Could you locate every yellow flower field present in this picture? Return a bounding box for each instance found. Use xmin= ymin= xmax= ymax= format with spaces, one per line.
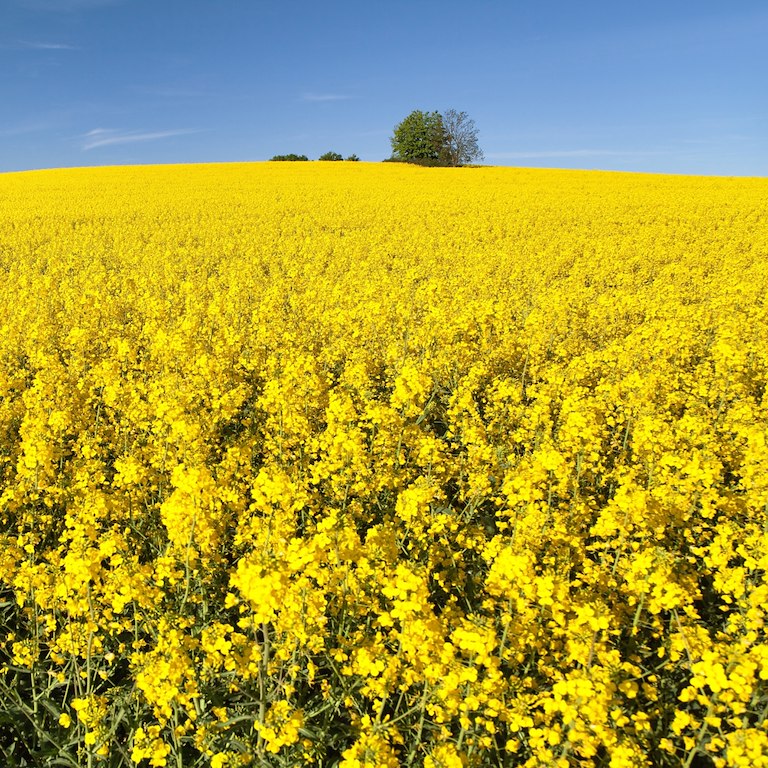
xmin=0 ymin=162 xmax=767 ymax=767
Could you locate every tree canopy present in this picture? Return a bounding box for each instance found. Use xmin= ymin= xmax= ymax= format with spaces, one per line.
xmin=389 ymin=109 xmax=483 ymax=166
xmin=270 ymin=153 xmax=309 ymax=161
xmin=390 ymin=110 xmax=446 ymax=165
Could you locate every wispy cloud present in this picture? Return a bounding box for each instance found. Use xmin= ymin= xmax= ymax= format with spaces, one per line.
xmin=18 ymin=40 xmax=79 ymax=50
xmin=82 ymin=128 xmax=200 ymax=150
xmin=301 ymin=93 xmax=352 ymax=103
xmin=0 ymin=120 xmax=52 ymax=137
xmin=0 ymin=40 xmax=78 ymax=50
xmin=485 ymin=149 xmax=668 ymax=160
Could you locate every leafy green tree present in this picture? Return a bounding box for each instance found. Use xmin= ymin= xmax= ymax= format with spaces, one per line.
xmin=270 ymin=153 xmax=309 ymax=161
xmin=389 ymin=109 xmax=483 ymax=166
xmin=345 ymin=154 xmax=360 ymax=162
xmin=318 ymin=151 xmax=344 ymax=161
xmin=389 ymin=110 xmax=447 ymax=164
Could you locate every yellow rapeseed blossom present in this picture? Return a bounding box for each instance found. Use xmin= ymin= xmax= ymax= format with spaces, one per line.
xmin=0 ymin=162 xmax=766 ymax=766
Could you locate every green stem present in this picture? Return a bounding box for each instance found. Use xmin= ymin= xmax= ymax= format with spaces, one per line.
xmin=406 ymin=680 xmax=430 ymax=765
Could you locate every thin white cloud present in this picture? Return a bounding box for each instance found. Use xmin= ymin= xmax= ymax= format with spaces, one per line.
xmin=301 ymin=93 xmax=352 ymax=103
xmin=0 ymin=40 xmax=78 ymax=50
xmin=19 ymin=40 xmax=79 ymax=50
xmin=82 ymin=128 xmax=200 ymax=150
xmin=0 ymin=120 xmax=52 ymax=137
xmin=486 ymin=149 xmax=668 ymax=160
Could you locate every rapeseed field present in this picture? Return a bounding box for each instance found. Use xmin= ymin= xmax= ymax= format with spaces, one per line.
xmin=1 ymin=162 xmax=767 ymax=767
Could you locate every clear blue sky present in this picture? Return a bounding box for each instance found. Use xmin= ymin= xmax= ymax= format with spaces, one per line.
xmin=1 ymin=0 xmax=766 ymax=175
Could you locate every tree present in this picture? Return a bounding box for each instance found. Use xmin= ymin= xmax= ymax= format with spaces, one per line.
xmin=441 ymin=109 xmax=483 ymax=166
xmin=389 ymin=109 xmax=483 ymax=166
xmin=389 ymin=110 xmax=447 ymax=164
xmin=270 ymin=153 xmax=308 ymax=161
xmin=318 ymin=151 xmax=343 ymax=161
xmin=345 ymin=154 xmax=360 ymax=162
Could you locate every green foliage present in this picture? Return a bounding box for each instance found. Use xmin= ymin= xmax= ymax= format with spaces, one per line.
xmin=390 ymin=110 xmax=447 ymax=164
xmin=389 ymin=109 xmax=483 ymax=166
xmin=345 ymin=154 xmax=360 ymax=162
xmin=318 ymin=151 xmax=344 ymax=161
xmin=269 ymin=154 xmax=309 ymax=161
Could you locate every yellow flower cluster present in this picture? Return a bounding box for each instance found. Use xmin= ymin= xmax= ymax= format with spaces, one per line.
xmin=0 ymin=162 xmax=767 ymax=766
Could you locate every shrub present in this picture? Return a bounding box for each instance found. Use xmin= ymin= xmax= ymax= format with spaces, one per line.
xmin=270 ymin=153 xmax=309 ymax=161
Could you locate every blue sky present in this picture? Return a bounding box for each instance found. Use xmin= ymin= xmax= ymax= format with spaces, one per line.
xmin=1 ymin=0 xmax=766 ymax=175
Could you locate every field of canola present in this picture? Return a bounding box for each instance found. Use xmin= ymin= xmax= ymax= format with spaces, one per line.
xmin=0 ymin=162 xmax=767 ymax=767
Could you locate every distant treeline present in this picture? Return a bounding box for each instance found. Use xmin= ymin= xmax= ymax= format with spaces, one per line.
xmin=270 ymin=153 xmax=360 ymax=162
